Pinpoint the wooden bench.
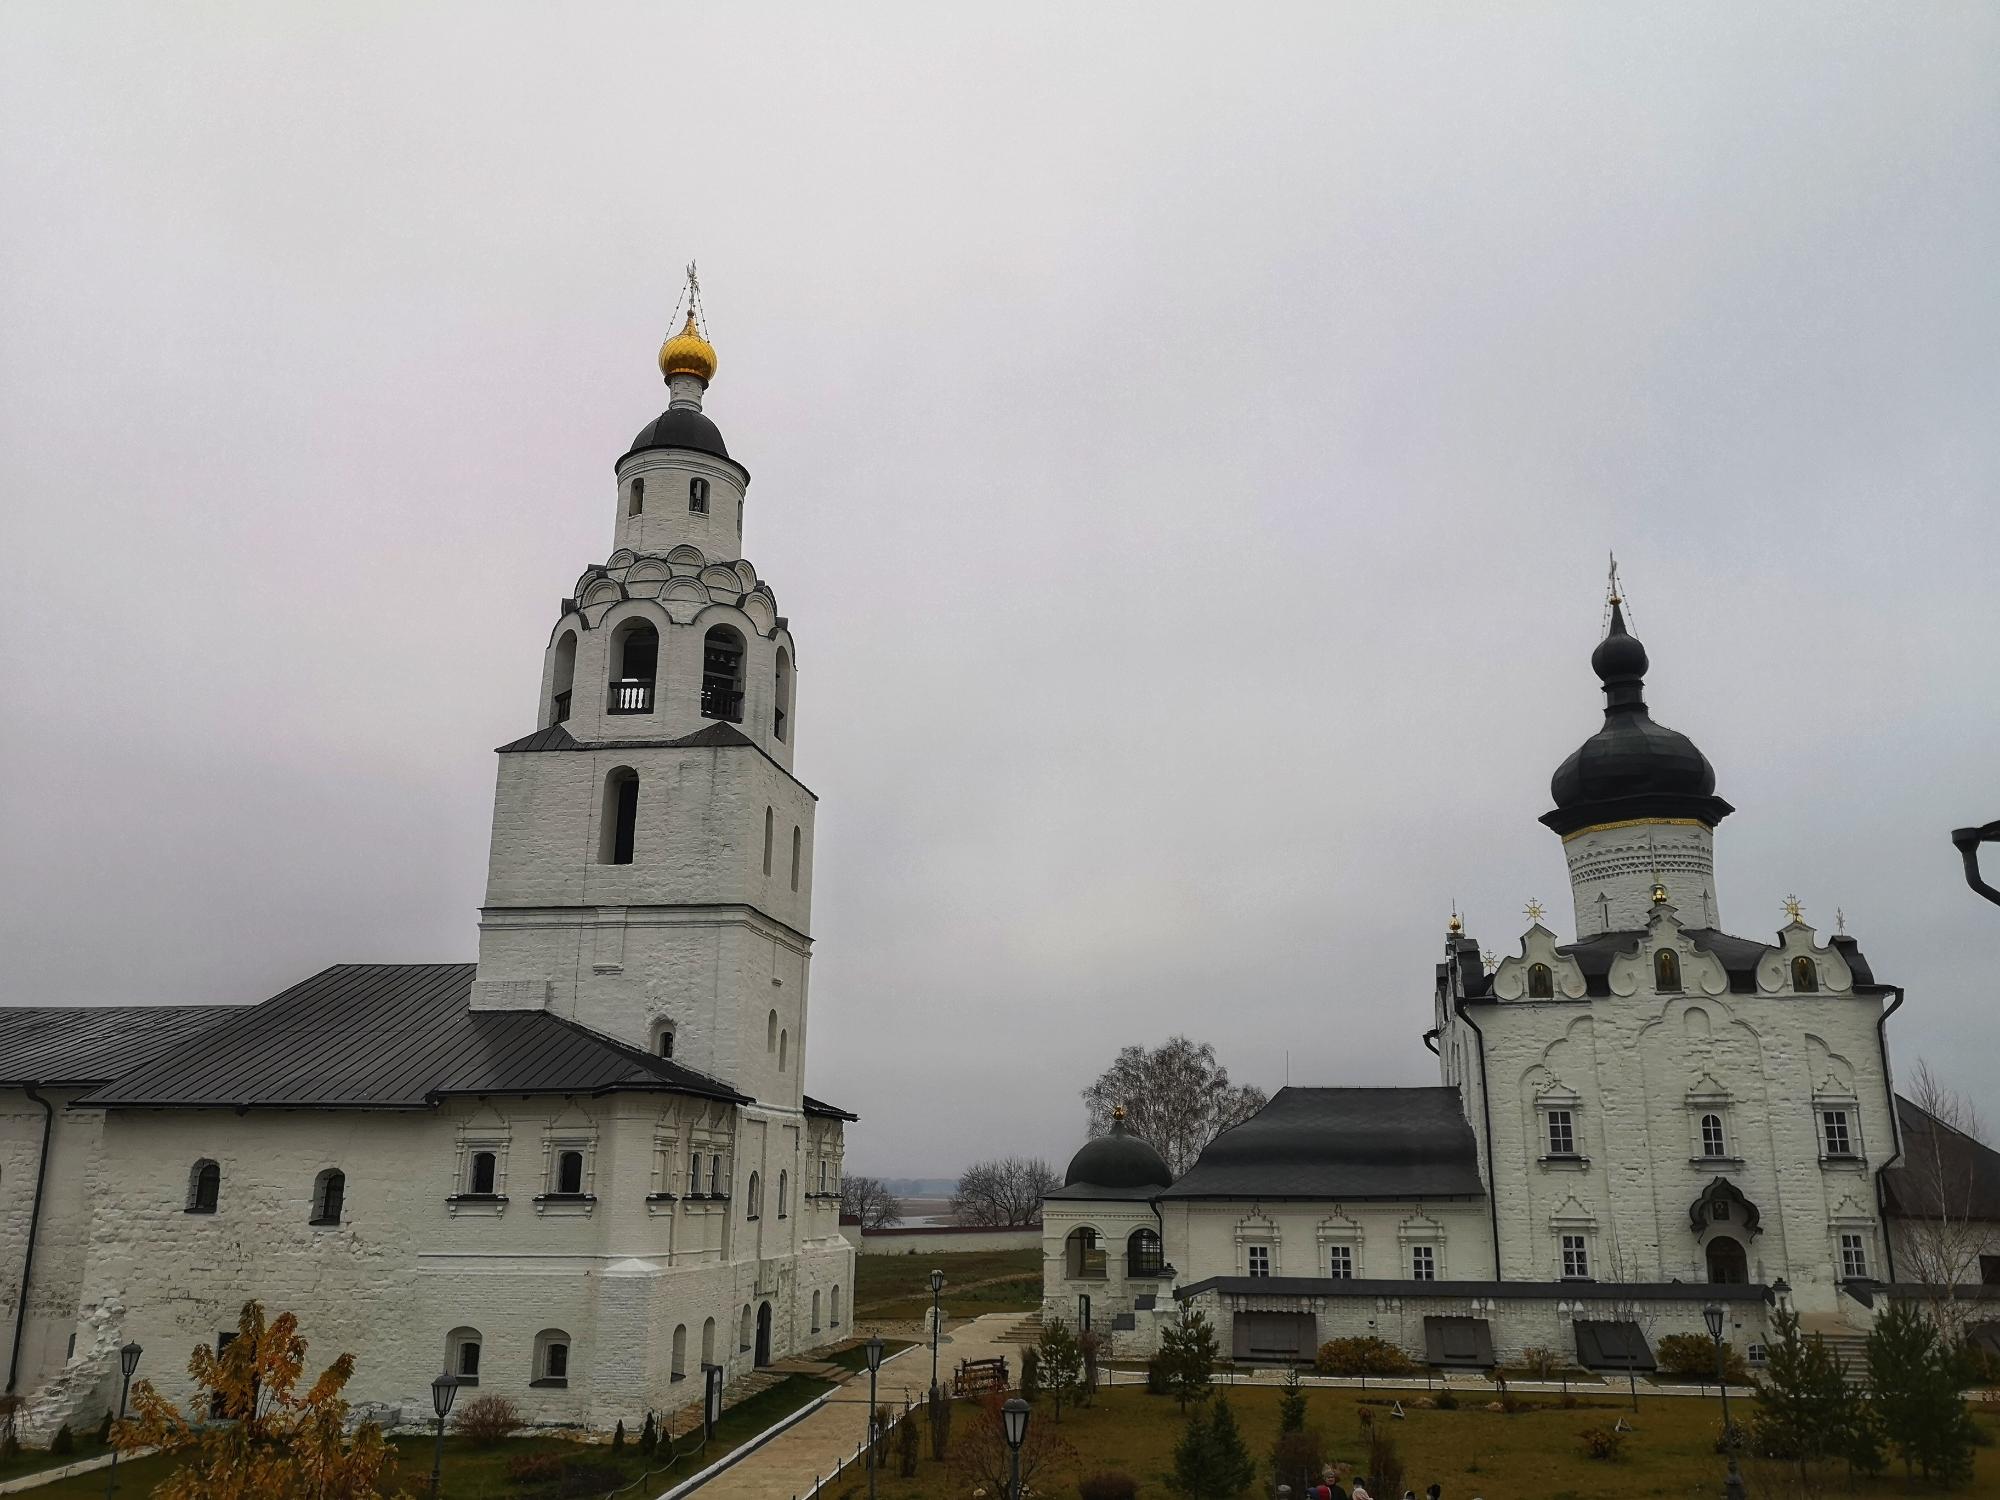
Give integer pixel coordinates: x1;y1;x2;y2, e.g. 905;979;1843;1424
954;1356;1009;1395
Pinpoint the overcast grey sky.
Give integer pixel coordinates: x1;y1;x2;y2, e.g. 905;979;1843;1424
4;5;1997;1176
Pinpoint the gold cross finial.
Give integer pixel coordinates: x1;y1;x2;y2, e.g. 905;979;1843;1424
1524;898;1546;925
1651;881;1669;906
1782;894;1804;923
1482;950;1499;974
1836;907;1846;935
1111;1104;1126;1123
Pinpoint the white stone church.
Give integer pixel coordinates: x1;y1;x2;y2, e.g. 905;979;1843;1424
0;300;854;1437
1044;602;2000;1371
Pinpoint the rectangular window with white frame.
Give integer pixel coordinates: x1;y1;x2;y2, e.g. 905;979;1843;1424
1411;1244;1437;1281
1546;1109;1576;1156
1839;1232;1869;1279
1327;1245;1354;1279
1247;1244;1271;1278
1560;1233;1591;1280
1820;1109;1855;1158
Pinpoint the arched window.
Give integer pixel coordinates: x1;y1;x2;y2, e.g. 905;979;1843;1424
830;1286;842;1327
700;625;745;722
554;1150;585;1196
608;620;659;714
448;1327;482;1386
654;1021;676;1059
790;826;802;892
1701;1113;1728;1158
1127;1227;1164;1277
551;631;577;725
777;1170;789;1218
689;476;710;515
1792;956;1818;993
310;1169;345;1226
810;1290;821;1334
778;1029;788;1071
747;1171;762;1220
1066;1226;1106;1278
738;1304;754;1352
763;806;774;875
599;767;639;865
773;648;792;742
1654;949;1682;993
533;1329;571;1386
671;1324;688;1379
1526;963;1554;999
701;1317;717;1365
627;475;645;517
768;1009;778;1051
469;1151;497;1195
187;1159;220;1214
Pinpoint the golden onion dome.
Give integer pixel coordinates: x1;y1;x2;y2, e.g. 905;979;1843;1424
658;307;718;384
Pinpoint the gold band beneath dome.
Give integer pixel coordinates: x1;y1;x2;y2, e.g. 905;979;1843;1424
1561;816;1711;843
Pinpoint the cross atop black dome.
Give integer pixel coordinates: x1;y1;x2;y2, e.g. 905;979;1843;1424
1540;601;1733;838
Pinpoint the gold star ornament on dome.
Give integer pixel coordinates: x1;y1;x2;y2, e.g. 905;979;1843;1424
1482;950;1499;973
1782;894;1805;923
1524;899;1546;925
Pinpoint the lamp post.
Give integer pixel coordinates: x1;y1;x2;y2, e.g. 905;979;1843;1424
1001;1395;1030;1500
864;1334;884;1500
1702;1304;1747;1500
1953;822;2000;907
928;1268;945;1396
102;1341;140;1499
428;1369;459;1499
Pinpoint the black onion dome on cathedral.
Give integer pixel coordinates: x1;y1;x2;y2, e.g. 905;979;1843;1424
1049;1113;1173;1199
623;407;737;466
1540;601;1733;837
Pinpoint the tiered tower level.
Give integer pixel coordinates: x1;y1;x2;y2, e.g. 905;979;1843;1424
472;305;812;1111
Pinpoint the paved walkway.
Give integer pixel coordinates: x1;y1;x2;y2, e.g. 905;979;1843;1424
687;1312;1023;1500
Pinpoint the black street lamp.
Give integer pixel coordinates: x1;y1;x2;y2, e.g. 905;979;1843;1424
1953;822;2000;907
1002;1395;1031;1500
428;1369;459;1499
928;1268;945;1396
1702;1304;1747;1500
102;1341;140;1499
864;1334;884;1500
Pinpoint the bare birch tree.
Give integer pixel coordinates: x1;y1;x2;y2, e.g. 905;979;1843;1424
1891;1060;1996;1339
1081;1036;1268;1178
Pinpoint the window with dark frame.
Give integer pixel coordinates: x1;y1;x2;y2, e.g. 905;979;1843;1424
689;476;709;514
1411;1245;1437;1280
188;1159;221;1213
1327;1244;1354;1279
469;1151;496;1195
1839;1232;1868;1279
310;1169;345;1225
1247;1244;1271;1277
1561;1233;1590;1279
628;476;645;516
1821;1109;1854;1158
1700;1113;1728;1158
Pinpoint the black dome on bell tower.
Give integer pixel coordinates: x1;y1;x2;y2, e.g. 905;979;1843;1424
1540;601;1733;838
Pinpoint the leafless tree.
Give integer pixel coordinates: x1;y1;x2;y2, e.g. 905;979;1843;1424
1889;1060;1996;1338
950;1157;1059;1226
1081;1036;1268;1178
840;1174;905;1229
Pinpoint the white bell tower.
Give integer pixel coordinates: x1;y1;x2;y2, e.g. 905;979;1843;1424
470;277;814;1113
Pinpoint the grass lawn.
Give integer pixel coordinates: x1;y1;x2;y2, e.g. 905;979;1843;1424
21;1373;834;1498
820;1381;2000;1499
0;1437;113;1483
854;1249;1041;1320
825;1337;917;1373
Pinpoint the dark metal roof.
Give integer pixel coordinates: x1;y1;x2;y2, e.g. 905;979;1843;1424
1424;1315;1497;1368
1881;1096;2000;1221
803;1094;857;1122
496;720;758;755
1063;1117;1173;1192
0;1005;241;1087
624;407;738;467
1176;1276;1770;1303
73;963;747;1111
1044;1181;1164;1202
1575;1319;1657;1371
1160;1086;1483;1201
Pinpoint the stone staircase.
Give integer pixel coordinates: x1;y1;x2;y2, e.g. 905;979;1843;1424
1819;1332;1873;1379
996;1312;1042;1348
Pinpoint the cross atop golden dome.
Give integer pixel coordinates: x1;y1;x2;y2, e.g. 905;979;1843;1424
658;264;718;385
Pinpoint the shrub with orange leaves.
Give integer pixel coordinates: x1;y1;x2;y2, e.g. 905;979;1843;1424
118;1300;404;1499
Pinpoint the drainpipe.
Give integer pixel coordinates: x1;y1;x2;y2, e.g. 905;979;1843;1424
6;1085;56;1395
1451;992;1503;1280
1870;986;1907;1283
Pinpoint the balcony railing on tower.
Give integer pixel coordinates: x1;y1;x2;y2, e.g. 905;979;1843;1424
700;685;743;723
550;689;572;724
607;679;654;715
